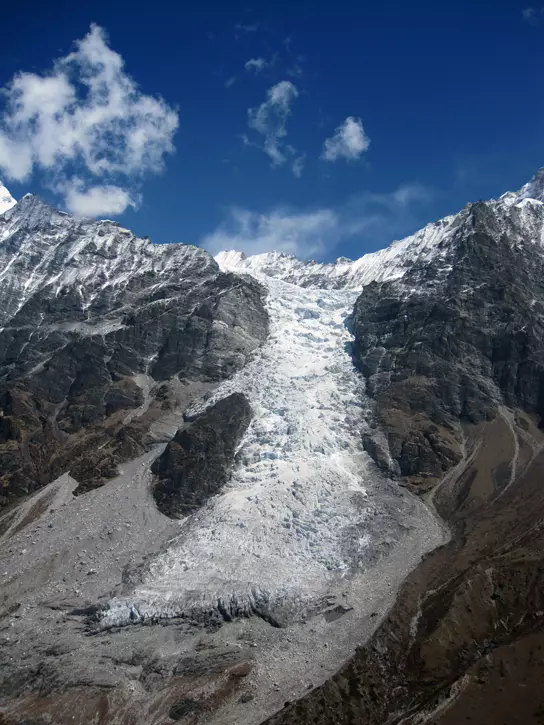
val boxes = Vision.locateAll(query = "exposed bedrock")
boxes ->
[0,195,268,507]
[353,199,544,489]
[152,392,253,517]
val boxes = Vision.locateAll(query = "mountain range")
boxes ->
[1,172,544,725]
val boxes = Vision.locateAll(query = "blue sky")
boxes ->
[1,0,544,261]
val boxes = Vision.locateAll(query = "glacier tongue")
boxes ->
[102,268,443,631]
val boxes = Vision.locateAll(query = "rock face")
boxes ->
[353,194,544,489]
[152,392,252,517]
[0,194,268,506]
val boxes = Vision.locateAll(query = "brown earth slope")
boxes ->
[265,186,544,725]
[264,409,544,725]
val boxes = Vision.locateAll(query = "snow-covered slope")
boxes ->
[0,193,218,328]
[216,214,460,289]
[216,169,544,289]
[0,181,16,215]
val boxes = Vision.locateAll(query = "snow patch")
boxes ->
[0,181,16,215]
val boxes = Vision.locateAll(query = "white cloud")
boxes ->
[247,80,299,167]
[321,116,370,163]
[292,154,306,178]
[388,183,431,207]
[225,75,237,89]
[287,63,304,79]
[245,57,268,73]
[64,182,137,217]
[236,22,259,33]
[0,24,178,217]
[202,183,433,259]
[202,207,337,258]
[522,6,544,23]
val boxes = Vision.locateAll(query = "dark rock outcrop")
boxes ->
[152,393,252,517]
[0,195,268,507]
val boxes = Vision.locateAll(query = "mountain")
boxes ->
[0,193,267,504]
[1,173,544,725]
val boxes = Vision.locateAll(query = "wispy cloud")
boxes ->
[246,80,299,168]
[292,154,306,178]
[202,182,433,259]
[225,75,237,89]
[321,117,370,163]
[522,6,544,23]
[245,57,268,73]
[203,207,336,258]
[235,22,260,36]
[0,23,178,217]
[287,62,304,79]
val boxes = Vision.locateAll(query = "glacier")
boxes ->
[101,260,444,631]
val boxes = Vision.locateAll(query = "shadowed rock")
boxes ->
[152,392,252,517]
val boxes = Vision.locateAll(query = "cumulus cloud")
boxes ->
[64,182,137,217]
[0,23,178,217]
[202,182,433,258]
[245,57,268,73]
[247,80,299,168]
[321,116,370,162]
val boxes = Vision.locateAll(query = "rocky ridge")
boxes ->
[0,194,268,507]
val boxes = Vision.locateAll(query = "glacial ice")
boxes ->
[101,267,420,627]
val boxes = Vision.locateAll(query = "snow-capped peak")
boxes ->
[215,212,461,290]
[216,169,544,290]
[0,181,16,215]
[499,168,544,207]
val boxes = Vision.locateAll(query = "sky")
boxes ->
[1,0,544,262]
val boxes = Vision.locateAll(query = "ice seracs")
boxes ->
[0,181,16,215]
[101,266,443,630]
